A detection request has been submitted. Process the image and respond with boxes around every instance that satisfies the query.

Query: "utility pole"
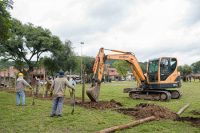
[80,42,84,83]
[82,66,85,103]
[80,42,85,103]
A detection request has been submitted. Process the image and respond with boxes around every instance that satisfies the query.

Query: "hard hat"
[18,73,24,76]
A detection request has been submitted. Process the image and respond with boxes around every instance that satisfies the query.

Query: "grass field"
[0,81,200,133]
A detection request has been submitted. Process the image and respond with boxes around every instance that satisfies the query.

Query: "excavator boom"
[87,48,146,102]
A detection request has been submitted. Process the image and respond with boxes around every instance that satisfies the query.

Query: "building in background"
[0,66,46,87]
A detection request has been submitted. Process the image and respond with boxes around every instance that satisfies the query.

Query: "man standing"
[50,71,75,117]
[45,77,53,97]
[35,76,40,97]
[16,73,32,106]
[69,76,76,105]
[69,76,76,86]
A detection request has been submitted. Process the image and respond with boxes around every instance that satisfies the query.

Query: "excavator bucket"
[86,83,100,102]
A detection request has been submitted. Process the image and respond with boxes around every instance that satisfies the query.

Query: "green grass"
[0,81,200,133]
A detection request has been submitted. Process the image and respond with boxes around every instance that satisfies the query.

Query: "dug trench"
[75,99,123,109]
[114,103,200,128]
[176,110,200,127]
[1,89,200,128]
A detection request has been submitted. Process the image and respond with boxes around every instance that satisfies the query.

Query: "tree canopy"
[178,65,192,76]
[0,0,13,42]
[113,60,129,78]
[191,61,200,73]
[42,41,77,75]
[0,18,64,72]
[139,62,147,73]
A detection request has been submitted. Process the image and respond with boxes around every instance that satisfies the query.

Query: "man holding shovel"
[50,71,75,117]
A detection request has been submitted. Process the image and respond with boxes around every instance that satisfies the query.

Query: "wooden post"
[96,116,156,133]
[177,103,190,115]
[82,66,85,103]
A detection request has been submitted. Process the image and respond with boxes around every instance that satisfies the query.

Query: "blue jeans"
[51,97,64,115]
[16,90,25,105]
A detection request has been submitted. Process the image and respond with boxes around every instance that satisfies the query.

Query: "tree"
[0,59,14,70]
[74,56,94,83]
[139,62,147,73]
[178,65,192,76]
[0,0,13,41]
[42,41,77,75]
[191,61,200,73]
[53,41,76,72]
[73,56,94,74]
[0,18,63,73]
[113,60,129,79]
[83,56,95,75]
[42,57,58,76]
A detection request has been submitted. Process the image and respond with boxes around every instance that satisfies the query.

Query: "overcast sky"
[10,0,200,65]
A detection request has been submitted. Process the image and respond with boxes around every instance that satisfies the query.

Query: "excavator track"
[129,89,171,101]
[168,90,182,99]
[127,88,181,101]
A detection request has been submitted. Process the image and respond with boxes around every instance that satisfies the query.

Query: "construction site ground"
[0,81,200,133]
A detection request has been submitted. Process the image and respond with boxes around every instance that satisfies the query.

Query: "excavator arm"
[86,47,146,102]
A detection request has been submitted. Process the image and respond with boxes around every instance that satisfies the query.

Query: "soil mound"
[76,99,123,109]
[115,103,178,120]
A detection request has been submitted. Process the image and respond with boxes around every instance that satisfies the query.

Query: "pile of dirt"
[76,99,123,109]
[115,103,178,120]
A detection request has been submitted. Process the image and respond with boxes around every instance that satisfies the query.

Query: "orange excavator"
[86,48,181,102]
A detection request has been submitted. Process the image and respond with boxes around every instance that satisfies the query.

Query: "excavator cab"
[147,57,181,89]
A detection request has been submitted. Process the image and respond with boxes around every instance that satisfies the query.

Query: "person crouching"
[50,71,75,117]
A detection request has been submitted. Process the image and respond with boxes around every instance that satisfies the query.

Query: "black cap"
[59,71,64,76]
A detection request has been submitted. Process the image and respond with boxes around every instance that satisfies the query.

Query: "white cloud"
[11,0,200,65]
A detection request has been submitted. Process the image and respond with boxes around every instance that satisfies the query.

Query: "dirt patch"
[177,117,200,127]
[0,89,122,107]
[76,99,123,110]
[115,103,178,120]
[0,89,78,103]
[190,110,200,115]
